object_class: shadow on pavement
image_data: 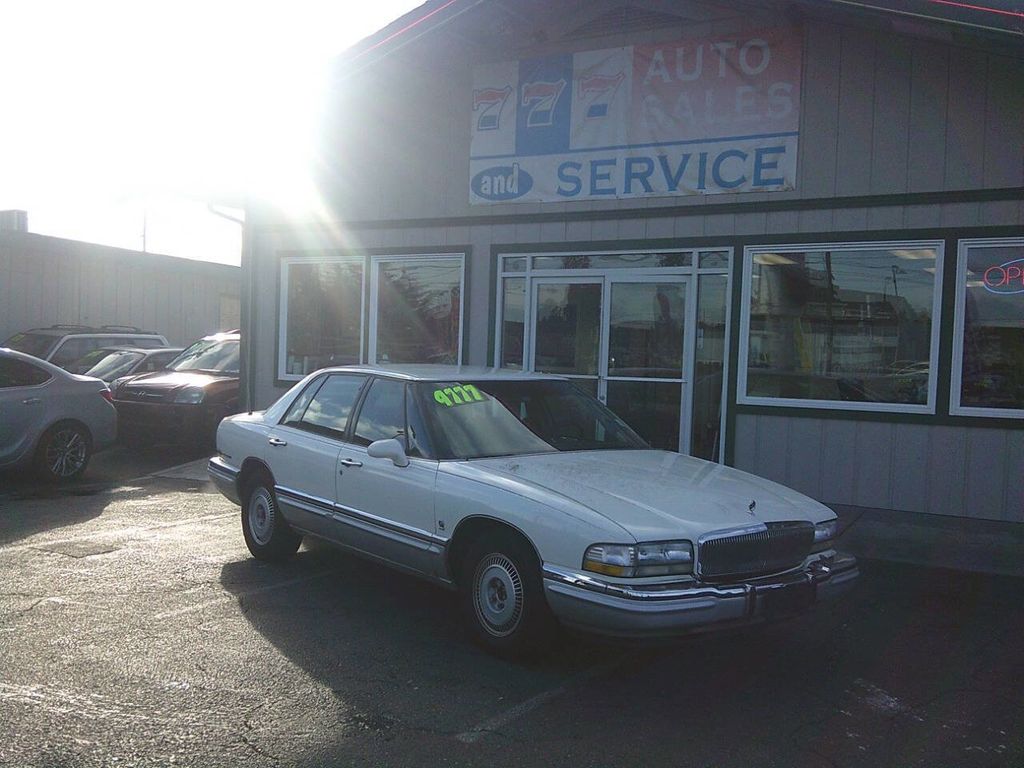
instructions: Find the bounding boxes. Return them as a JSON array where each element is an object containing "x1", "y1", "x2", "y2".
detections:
[
  {"x1": 220, "y1": 545, "x2": 1024, "y2": 767},
  {"x1": 0, "y1": 443, "x2": 206, "y2": 502}
]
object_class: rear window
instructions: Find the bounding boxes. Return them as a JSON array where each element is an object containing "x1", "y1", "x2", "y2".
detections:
[
  {"x1": 0, "y1": 357, "x2": 53, "y2": 388},
  {"x1": 4, "y1": 332, "x2": 58, "y2": 359},
  {"x1": 85, "y1": 350, "x2": 145, "y2": 381},
  {"x1": 168, "y1": 339, "x2": 240, "y2": 374}
]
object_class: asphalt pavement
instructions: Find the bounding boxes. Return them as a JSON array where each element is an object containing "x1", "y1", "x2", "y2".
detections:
[{"x1": 0, "y1": 474, "x2": 1021, "y2": 767}]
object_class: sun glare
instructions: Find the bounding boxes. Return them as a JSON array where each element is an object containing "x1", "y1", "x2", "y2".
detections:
[{"x1": 0, "y1": 0, "x2": 423, "y2": 262}]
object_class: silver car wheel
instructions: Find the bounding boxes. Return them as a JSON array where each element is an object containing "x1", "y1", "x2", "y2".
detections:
[
  {"x1": 247, "y1": 487, "x2": 276, "y2": 547},
  {"x1": 45, "y1": 427, "x2": 88, "y2": 478},
  {"x1": 472, "y1": 554, "x2": 524, "y2": 638}
]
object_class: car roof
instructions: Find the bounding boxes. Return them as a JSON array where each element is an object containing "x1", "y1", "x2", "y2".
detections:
[
  {"x1": 316, "y1": 364, "x2": 568, "y2": 382},
  {"x1": 20, "y1": 325, "x2": 165, "y2": 337}
]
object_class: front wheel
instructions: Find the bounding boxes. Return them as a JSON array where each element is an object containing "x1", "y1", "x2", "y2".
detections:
[
  {"x1": 35, "y1": 422, "x2": 92, "y2": 482},
  {"x1": 241, "y1": 482, "x2": 302, "y2": 562},
  {"x1": 460, "y1": 532, "x2": 557, "y2": 659}
]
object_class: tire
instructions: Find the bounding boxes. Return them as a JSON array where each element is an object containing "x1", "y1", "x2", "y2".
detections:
[
  {"x1": 241, "y1": 479, "x2": 302, "y2": 562},
  {"x1": 460, "y1": 531, "x2": 557, "y2": 659},
  {"x1": 35, "y1": 422, "x2": 92, "y2": 483}
]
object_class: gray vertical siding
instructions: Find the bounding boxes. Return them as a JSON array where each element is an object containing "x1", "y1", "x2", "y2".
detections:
[
  {"x1": 0, "y1": 232, "x2": 239, "y2": 347},
  {"x1": 319, "y1": 18, "x2": 1023, "y2": 223},
  {"x1": 733, "y1": 414, "x2": 1023, "y2": 523}
]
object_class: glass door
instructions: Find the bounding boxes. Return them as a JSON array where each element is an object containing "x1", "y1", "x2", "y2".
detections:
[
  {"x1": 529, "y1": 278, "x2": 603, "y2": 397},
  {"x1": 529, "y1": 275, "x2": 691, "y2": 452},
  {"x1": 604, "y1": 277, "x2": 688, "y2": 452}
]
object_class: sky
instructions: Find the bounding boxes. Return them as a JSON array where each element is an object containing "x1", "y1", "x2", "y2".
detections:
[{"x1": 0, "y1": 0, "x2": 425, "y2": 265}]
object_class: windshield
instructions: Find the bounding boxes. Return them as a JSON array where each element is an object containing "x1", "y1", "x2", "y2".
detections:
[
  {"x1": 85, "y1": 350, "x2": 145, "y2": 381},
  {"x1": 416, "y1": 379, "x2": 648, "y2": 460},
  {"x1": 4, "y1": 332, "x2": 58, "y2": 359},
  {"x1": 168, "y1": 339, "x2": 240, "y2": 374}
]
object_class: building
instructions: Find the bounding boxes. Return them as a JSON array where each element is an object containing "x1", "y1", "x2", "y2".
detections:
[
  {"x1": 241, "y1": 0, "x2": 1023, "y2": 523},
  {"x1": 0, "y1": 214, "x2": 240, "y2": 347}
]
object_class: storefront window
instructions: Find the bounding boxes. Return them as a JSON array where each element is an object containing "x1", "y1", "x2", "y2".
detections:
[
  {"x1": 954, "y1": 239, "x2": 1024, "y2": 416},
  {"x1": 742, "y1": 242, "x2": 942, "y2": 411},
  {"x1": 374, "y1": 257, "x2": 463, "y2": 364},
  {"x1": 283, "y1": 260, "x2": 364, "y2": 377}
]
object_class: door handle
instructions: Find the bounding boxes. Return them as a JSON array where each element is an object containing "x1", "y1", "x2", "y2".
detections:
[
  {"x1": 267, "y1": 437, "x2": 288, "y2": 447},
  {"x1": 22, "y1": 397, "x2": 42, "y2": 405},
  {"x1": 339, "y1": 458, "x2": 363, "y2": 468}
]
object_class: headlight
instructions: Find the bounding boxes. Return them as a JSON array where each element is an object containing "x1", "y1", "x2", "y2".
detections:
[
  {"x1": 583, "y1": 540, "x2": 693, "y2": 577},
  {"x1": 812, "y1": 519, "x2": 839, "y2": 552},
  {"x1": 174, "y1": 386, "x2": 206, "y2": 404}
]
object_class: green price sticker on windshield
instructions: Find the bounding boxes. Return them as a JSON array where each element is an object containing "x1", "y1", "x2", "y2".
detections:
[{"x1": 433, "y1": 384, "x2": 485, "y2": 407}]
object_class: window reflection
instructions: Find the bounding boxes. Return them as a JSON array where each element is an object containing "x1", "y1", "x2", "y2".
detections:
[
  {"x1": 501, "y1": 278, "x2": 525, "y2": 369},
  {"x1": 285, "y1": 261, "x2": 363, "y2": 376},
  {"x1": 746, "y1": 247, "x2": 938, "y2": 405},
  {"x1": 376, "y1": 259, "x2": 462, "y2": 364},
  {"x1": 692, "y1": 275, "x2": 727, "y2": 460},
  {"x1": 959, "y1": 243, "x2": 1024, "y2": 411}
]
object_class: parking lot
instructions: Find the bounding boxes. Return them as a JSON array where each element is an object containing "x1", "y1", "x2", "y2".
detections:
[{"x1": 0, "y1": 468, "x2": 1021, "y2": 768}]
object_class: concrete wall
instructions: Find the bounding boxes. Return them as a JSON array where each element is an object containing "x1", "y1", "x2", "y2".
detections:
[{"x1": 0, "y1": 231, "x2": 240, "y2": 347}]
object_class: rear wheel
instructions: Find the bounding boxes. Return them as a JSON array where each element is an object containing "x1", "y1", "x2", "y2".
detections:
[
  {"x1": 460, "y1": 531, "x2": 556, "y2": 659},
  {"x1": 35, "y1": 422, "x2": 91, "y2": 482},
  {"x1": 241, "y1": 480, "x2": 301, "y2": 562}
]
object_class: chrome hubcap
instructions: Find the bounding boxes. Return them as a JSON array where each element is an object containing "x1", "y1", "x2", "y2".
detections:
[
  {"x1": 46, "y1": 428, "x2": 87, "y2": 477},
  {"x1": 473, "y1": 554, "x2": 524, "y2": 637},
  {"x1": 248, "y1": 488, "x2": 275, "y2": 546}
]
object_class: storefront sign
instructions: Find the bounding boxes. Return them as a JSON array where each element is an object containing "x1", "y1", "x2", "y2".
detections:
[
  {"x1": 470, "y1": 28, "x2": 802, "y2": 204},
  {"x1": 983, "y1": 258, "x2": 1024, "y2": 294}
]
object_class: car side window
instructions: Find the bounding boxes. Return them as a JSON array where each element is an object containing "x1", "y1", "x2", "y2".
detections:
[
  {"x1": 281, "y1": 375, "x2": 328, "y2": 426},
  {"x1": 50, "y1": 337, "x2": 99, "y2": 368},
  {"x1": 0, "y1": 358, "x2": 53, "y2": 388},
  {"x1": 352, "y1": 378, "x2": 406, "y2": 447},
  {"x1": 295, "y1": 374, "x2": 367, "y2": 438}
]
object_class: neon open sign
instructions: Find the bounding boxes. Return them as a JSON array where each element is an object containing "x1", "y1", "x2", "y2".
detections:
[{"x1": 983, "y1": 258, "x2": 1024, "y2": 295}]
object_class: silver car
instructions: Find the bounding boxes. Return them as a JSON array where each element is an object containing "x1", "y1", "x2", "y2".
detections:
[{"x1": 0, "y1": 348, "x2": 117, "y2": 481}]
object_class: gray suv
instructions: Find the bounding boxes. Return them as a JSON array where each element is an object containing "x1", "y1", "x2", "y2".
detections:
[{"x1": 3, "y1": 325, "x2": 169, "y2": 370}]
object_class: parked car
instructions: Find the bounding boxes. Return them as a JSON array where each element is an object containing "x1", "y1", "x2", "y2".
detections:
[
  {"x1": 73, "y1": 346, "x2": 185, "y2": 382},
  {"x1": 208, "y1": 365, "x2": 858, "y2": 657},
  {"x1": 3, "y1": 325, "x2": 169, "y2": 371},
  {"x1": 112, "y1": 332, "x2": 239, "y2": 447},
  {"x1": 0, "y1": 348, "x2": 117, "y2": 481}
]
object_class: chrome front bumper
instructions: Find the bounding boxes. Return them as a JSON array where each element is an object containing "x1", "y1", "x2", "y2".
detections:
[
  {"x1": 207, "y1": 456, "x2": 241, "y2": 505},
  {"x1": 542, "y1": 553, "x2": 859, "y2": 639}
]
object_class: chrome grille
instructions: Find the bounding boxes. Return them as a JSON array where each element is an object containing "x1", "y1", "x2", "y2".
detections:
[{"x1": 698, "y1": 522, "x2": 814, "y2": 581}]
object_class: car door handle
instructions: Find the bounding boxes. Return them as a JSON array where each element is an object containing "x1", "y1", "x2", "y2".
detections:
[
  {"x1": 339, "y1": 458, "x2": 363, "y2": 468},
  {"x1": 267, "y1": 437, "x2": 288, "y2": 447},
  {"x1": 22, "y1": 397, "x2": 42, "y2": 405}
]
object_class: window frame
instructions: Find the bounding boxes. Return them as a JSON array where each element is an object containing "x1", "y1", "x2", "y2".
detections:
[
  {"x1": 368, "y1": 253, "x2": 466, "y2": 366},
  {"x1": 950, "y1": 236, "x2": 1024, "y2": 420},
  {"x1": 283, "y1": 372, "x2": 369, "y2": 441},
  {"x1": 0, "y1": 357, "x2": 54, "y2": 389},
  {"x1": 738, "y1": 239, "x2": 945, "y2": 415},
  {"x1": 350, "y1": 376, "x2": 409, "y2": 448},
  {"x1": 277, "y1": 255, "x2": 368, "y2": 382}
]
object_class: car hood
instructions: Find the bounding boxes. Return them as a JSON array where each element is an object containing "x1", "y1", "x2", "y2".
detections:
[
  {"x1": 470, "y1": 450, "x2": 833, "y2": 541},
  {"x1": 126, "y1": 371, "x2": 237, "y2": 388}
]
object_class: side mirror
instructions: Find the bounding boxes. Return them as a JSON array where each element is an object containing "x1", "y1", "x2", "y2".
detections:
[{"x1": 367, "y1": 438, "x2": 410, "y2": 467}]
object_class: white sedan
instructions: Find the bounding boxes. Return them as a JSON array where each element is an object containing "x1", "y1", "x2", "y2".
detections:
[{"x1": 209, "y1": 365, "x2": 858, "y2": 657}]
